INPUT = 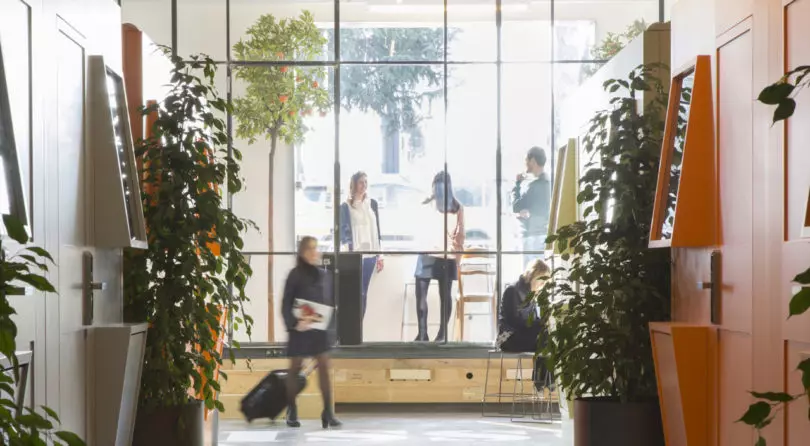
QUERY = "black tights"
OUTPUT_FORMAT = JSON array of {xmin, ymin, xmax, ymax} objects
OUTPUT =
[
  {"xmin": 286, "ymin": 354, "xmax": 333, "ymax": 416},
  {"xmin": 415, "ymin": 277, "xmax": 454, "ymax": 341}
]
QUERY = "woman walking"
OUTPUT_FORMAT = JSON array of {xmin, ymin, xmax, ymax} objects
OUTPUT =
[
  {"xmin": 281, "ymin": 236, "xmax": 341, "ymax": 429},
  {"xmin": 413, "ymin": 171, "xmax": 465, "ymax": 342},
  {"xmin": 339, "ymin": 171, "xmax": 384, "ymax": 320}
]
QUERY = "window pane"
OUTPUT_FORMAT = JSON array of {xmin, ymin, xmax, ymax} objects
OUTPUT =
[
  {"xmin": 339, "ymin": 64, "xmax": 444, "ymax": 253},
  {"xmin": 554, "ymin": 62, "xmax": 603, "ymax": 149},
  {"xmin": 230, "ymin": 0, "xmax": 334, "ymax": 62},
  {"xmin": 122, "ymin": 0, "xmax": 173, "ymax": 49},
  {"xmin": 447, "ymin": 0, "xmax": 496, "ymax": 62},
  {"xmin": 501, "ymin": 1, "xmax": 551, "ymax": 62},
  {"xmin": 177, "ymin": 0, "xmax": 227, "ymax": 60},
  {"xmin": 501, "ymin": 63, "xmax": 552, "ymax": 254},
  {"xmin": 233, "ymin": 254, "xmax": 298, "ymax": 344},
  {"xmin": 339, "ymin": 0, "xmax": 443, "ymax": 62},
  {"xmin": 231, "ymin": 67, "xmax": 335, "ymax": 253},
  {"xmin": 447, "ymin": 64, "xmax": 497, "ymax": 252},
  {"xmin": 555, "ymin": 1, "xmax": 659, "ymax": 62}
]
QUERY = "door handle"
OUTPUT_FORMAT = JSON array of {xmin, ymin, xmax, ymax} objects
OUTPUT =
[
  {"xmin": 697, "ymin": 251, "xmax": 722, "ymax": 324},
  {"xmin": 82, "ymin": 252, "xmax": 106, "ymax": 326}
]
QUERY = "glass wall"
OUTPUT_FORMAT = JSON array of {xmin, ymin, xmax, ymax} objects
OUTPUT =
[{"xmin": 123, "ymin": 0, "xmax": 663, "ymax": 345}]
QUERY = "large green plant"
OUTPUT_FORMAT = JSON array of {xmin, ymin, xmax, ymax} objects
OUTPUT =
[
  {"xmin": 0, "ymin": 216, "xmax": 83, "ymax": 445},
  {"xmin": 534, "ymin": 65, "xmax": 671, "ymax": 403},
  {"xmin": 231, "ymin": 13, "xmax": 330, "ymax": 339},
  {"xmin": 124, "ymin": 53, "xmax": 253, "ymax": 411},
  {"xmin": 737, "ymin": 65, "xmax": 810, "ymax": 445},
  {"xmin": 583, "ymin": 20, "xmax": 647, "ymax": 78}
]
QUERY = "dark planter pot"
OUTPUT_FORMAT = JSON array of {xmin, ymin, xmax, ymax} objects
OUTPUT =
[
  {"xmin": 133, "ymin": 400, "xmax": 205, "ymax": 446},
  {"xmin": 574, "ymin": 397, "xmax": 665, "ymax": 446}
]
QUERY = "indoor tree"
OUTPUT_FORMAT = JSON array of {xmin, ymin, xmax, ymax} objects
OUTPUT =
[
  {"xmin": 533, "ymin": 64, "xmax": 671, "ymax": 440},
  {"xmin": 231, "ymin": 11, "xmax": 331, "ymax": 341},
  {"xmin": 124, "ymin": 52, "xmax": 253, "ymax": 444},
  {"xmin": 737, "ymin": 65, "xmax": 810, "ymax": 446},
  {"xmin": 0, "ymin": 215, "xmax": 83, "ymax": 446}
]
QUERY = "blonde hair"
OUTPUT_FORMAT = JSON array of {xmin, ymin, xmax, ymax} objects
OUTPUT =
[
  {"xmin": 347, "ymin": 171, "xmax": 367, "ymax": 206},
  {"xmin": 522, "ymin": 258, "xmax": 550, "ymax": 282}
]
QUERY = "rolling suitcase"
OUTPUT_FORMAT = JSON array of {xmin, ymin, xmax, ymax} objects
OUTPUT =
[{"xmin": 240, "ymin": 360, "xmax": 316, "ymax": 422}]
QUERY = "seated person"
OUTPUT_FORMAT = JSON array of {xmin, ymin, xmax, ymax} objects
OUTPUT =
[{"xmin": 497, "ymin": 259, "xmax": 552, "ymax": 389}]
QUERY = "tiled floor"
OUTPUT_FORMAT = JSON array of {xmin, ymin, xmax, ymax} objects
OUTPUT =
[{"xmin": 218, "ymin": 413, "xmax": 570, "ymax": 445}]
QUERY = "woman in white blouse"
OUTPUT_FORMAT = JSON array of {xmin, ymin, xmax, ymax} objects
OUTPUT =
[{"xmin": 339, "ymin": 172, "xmax": 384, "ymax": 320}]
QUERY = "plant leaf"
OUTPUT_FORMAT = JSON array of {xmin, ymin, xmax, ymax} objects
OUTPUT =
[
  {"xmin": 788, "ymin": 287, "xmax": 810, "ymax": 317},
  {"xmin": 773, "ymin": 98, "xmax": 797, "ymax": 123},
  {"xmin": 55, "ymin": 431, "xmax": 86, "ymax": 446},
  {"xmin": 3, "ymin": 214, "xmax": 29, "ymax": 244},
  {"xmin": 738, "ymin": 401, "xmax": 771, "ymax": 426},
  {"xmin": 794, "ymin": 267, "xmax": 810, "ymax": 285},
  {"xmin": 750, "ymin": 391, "xmax": 794, "ymax": 403},
  {"xmin": 798, "ymin": 358, "xmax": 810, "ymax": 390},
  {"xmin": 758, "ymin": 82, "xmax": 794, "ymax": 105}
]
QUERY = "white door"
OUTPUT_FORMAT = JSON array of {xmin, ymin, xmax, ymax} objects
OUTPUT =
[{"xmin": 54, "ymin": 24, "xmax": 90, "ymax": 439}]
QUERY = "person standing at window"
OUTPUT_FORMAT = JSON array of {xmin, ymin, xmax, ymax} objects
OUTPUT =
[
  {"xmin": 339, "ymin": 171, "xmax": 383, "ymax": 319},
  {"xmin": 413, "ymin": 171, "xmax": 465, "ymax": 342},
  {"xmin": 511, "ymin": 146, "xmax": 551, "ymax": 267}
]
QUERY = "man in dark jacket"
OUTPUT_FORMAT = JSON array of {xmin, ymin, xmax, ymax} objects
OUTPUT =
[{"xmin": 511, "ymin": 146, "xmax": 551, "ymax": 268}]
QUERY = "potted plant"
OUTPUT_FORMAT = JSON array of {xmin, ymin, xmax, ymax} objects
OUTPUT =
[
  {"xmin": 0, "ymin": 215, "xmax": 83, "ymax": 445},
  {"xmin": 534, "ymin": 65, "xmax": 671, "ymax": 446},
  {"xmin": 125, "ymin": 52, "xmax": 254, "ymax": 446},
  {"xmin": 736, "ymin": 66, "xmax": 810, "ymax": 445}
]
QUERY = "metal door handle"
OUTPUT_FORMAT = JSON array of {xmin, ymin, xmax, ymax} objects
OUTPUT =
[
  {"xmin": 89, "ymin": 282, "xmax": 106, "ymax": 291},
  {"xmin": 697, "ymin": 281, "xmax": 712, "ymax": 290}
]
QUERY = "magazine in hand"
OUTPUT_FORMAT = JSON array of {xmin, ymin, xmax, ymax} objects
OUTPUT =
[{"xmin": 293, "ymin": 299, "xmax": 334, "ymax": 331}]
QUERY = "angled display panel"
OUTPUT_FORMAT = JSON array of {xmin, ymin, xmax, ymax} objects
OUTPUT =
[
  {"xmin": 650, "ymin": 55, "xmax": 717, "ymax": 248},
  {"xmin": 0, "ymin": 38, "xmax": 28, "ymax": 227},
  {"xmin": 88, "ymin": 55, "xmax": 147, "ymax": 249}
]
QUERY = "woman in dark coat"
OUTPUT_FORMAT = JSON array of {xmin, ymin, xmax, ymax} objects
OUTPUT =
[
  {"xmin": 282, "ymin": 236, "xmax": 341, "ymax": 429},
  {"xmin": 497, "ymin": 259, "xmax": 552, "ymax": 389}
]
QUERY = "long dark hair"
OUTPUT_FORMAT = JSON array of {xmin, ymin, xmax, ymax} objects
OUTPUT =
[
  {"xmin": 423, "ymin": 171, "xmax": 461, "ymax": 213},
  {"xmin": 347, "ymin": 171, "xmax": 366, "ymax": 206}
]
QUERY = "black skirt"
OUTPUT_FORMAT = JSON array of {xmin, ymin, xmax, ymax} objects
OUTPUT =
[
  {"xmin": 286, "ymin": 329, "xmax": 332, "ymax": 358},
  {"xmin": 414, "ymin": 255, "xmax": 458, "ymax": 281}
]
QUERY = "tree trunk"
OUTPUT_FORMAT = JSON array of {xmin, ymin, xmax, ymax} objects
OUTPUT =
[
  {"xmin": 267, "ymin": 139, "xmax": 276, "ymax": 341},
  {"xmin": 381, "ymin": 117, "xmax": 400, "ymax": 174}
]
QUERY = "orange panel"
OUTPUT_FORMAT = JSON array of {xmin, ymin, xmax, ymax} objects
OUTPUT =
[
  {"xmin": 650, "ymin": 323, "xmax": 717, "ymax": 446},
  {"xmin": 650, "ymin": 55, "xmax": 718, "ymax": 248}
]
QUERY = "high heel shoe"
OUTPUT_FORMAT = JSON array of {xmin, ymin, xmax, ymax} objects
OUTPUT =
[
  {"xmin": 413, "ymin": 332, "xmax": 429, "ymax": 342},
  {"xmin": 286, "ymin": 404, "xmax": 301, "ymax": 428},
  {"xmin": 321, "ymin": 410, "xmax": 342, "ymax": 429}
]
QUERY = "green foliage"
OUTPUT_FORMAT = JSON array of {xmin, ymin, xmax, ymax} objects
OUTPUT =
[
  {"xmin": 738, "ymin": 267, "xmax": 810, "ymax": 444},
  {"xmin": 124, "ymin": 51, "xmax": 254, "ymax": 412},
  {"xmin": 592, "ymin": 20, "xmax": 648, "ymax": 61},
  {"xmin": 738, "ymin": 69, "xmax": 810, "ymax": 445},
  {"xmin": 757, "ymin": 66, "xmax": 810, "ymax": 123},
  {"xmin": 533, "ymin": 65, "xmax": 671, "ymax": 403},
  {"xmin": 232, "ymin": 12, "xmax": 331, "ymax": 154},
  {"xmin": 583, "ymin": 20, "xmax": 647, "ymax": 78},
  {"xmin": 0, "ymin": 215, "xmax": 84, "ymax": 445},
  {"xmin": 336, "ymin": 27, "xmax": 451, "ymax": 155}
]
